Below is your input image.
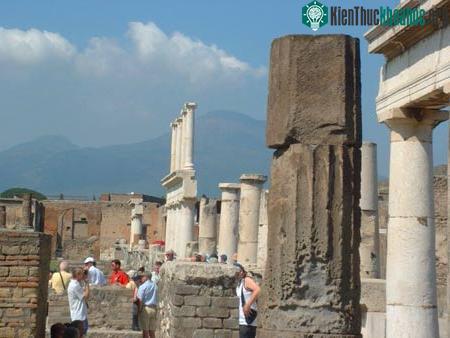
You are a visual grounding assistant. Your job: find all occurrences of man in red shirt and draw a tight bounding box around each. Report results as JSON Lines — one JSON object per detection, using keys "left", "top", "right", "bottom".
{"left": 109, "top": 259, "right": 129, "bottom": 286}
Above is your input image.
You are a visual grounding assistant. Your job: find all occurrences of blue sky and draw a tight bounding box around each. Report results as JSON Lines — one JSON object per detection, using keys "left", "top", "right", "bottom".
{"left": 0, "top": 0, "right": 447, "bottom": 178}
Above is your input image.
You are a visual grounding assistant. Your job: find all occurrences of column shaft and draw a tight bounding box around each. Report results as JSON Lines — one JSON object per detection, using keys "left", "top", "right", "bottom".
{"left": 0, "top": 206, "right": 5, "bottom": 228}
{"left": 218, "top": 184, "right": 240, "bottom": 261}
{"left": 386, "top": 118, "right": 440, "bottom": 338}
{"left": 237, "top": 174, "right": 266, "bottom": 266}
{"left": 22, "top": 193, "right": 32, "bottom": 228}
{"left": 170, "top": 123, "right": 177, "bottom": 173}
{"left": 175, "top": 119, "right": 183, "bottom": 170}
{"left": 360, "top": 142, "right": 380, "bottom": 278}
{"left": 183, "top": 103, "right": 196, "bottom": 170}
{"left": 177, "top": 200, "right": 195, "bottom": 258}
{"left": 198, "top": 197, "right": 217, "bottom": 255}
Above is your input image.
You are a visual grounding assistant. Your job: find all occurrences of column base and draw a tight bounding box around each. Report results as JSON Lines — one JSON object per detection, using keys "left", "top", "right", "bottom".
{"left": 257, "top": 329, "right": 361, "bottom": 338}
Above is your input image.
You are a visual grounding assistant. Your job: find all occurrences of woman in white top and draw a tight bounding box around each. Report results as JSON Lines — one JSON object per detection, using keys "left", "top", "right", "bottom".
{"left": 235, "top": 263, "right": 260, "bottom": 338}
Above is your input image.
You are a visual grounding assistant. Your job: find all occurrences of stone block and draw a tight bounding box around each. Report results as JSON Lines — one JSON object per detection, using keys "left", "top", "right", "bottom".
{"left": 185, "top": 295, "right": 211, "bottom": 307}
{"left": 0, "top": 267, "right": 8, "bottom": 277}
{"left": 179, "top": 317, "right": 202, "bottom": 329}
{"left": 223, "top": 318, "right": 239, "bottom": 329}
{"left": 214, "top": 329, "right": 233, "bottom": 338}
{"left": 1, "top": 246, "right": 20, "bottom": 255}
{"left": 175, "top": 285, "right": 200, "bottom": 296}
{"left": 173, "top": 306, "right": 196, "bottom": 317}
{"left": 266, "top": 35, "right": 361, "bottom": 148}
{"left": 360, "top": 278, "right": 385, "bottom": 313}
{"left": 172, "top": 295, "right": 184, "bottom": 306}
{"left": 211, "top": 297, "right": 239, "bottom": 308}
{"left": 193, "top": 329, "right": 215, "bottom": 338}
{"left": 202, "top": 317, "right": 223, "bottom": 329}
{"left": 197, "top": 307, "right": 229, "bottom": 318}
{"left": 0, "top": 288, "right": 11, "bottom": 298}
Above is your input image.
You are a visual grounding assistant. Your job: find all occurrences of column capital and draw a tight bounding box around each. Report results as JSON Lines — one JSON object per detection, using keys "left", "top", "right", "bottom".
{"left": 218, "top": 183, "right": 241, "bottom": 191}
{"left": 184, "top": 102, "right": 197, "bottom": 112}
{"left": 240, "top": 174, "right": 267, "bottom": 184}
{"left": 378, "top": 108, "right": 448, "bottom": 126}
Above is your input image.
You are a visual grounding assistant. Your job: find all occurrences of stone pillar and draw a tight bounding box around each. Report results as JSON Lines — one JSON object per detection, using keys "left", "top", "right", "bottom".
{"left": 183, "top": 102, "right": 196, "bottom": 170}
{"left": 257, "top": 190, "right": 269, "bottom": 271}
{"left": 382, "top": 108, "right": 447, "bottom": 338}
{"left": 175, "top": 118, "right": 183, "bottom": 170}
{"left": 165, "top": 206, "right": 174, "bottom": 251}
{"left": 198, "top": 197, "right": 217, "bottom": 255}
{"left": 177, "top": 199, "right": 196, "bottom": 258}
{"left": 0, "top": 206, "right": 5, "bottom": 228}
{"left": 360, "top": 142, "right": 380, "bottom": 278}
{"left": 217, "top": 183, "right": 240, "bottom": 261}
{"left": 21, "top": 193, "right": 32, "bottom": 228}
{"left": 237, "top": 174, "right": 267, "bottom": 266}
{"left": 259, "top": 35, "right": 361, "bottom": 337}
{"left": 130, "top": 203, "right": 144, "bottom": 248}
{"left": 170, "top": 122, "right": 177, "bottom": 173}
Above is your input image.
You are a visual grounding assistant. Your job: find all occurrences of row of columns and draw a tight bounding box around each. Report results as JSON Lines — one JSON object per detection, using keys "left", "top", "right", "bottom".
{"left": 197, "top": 174, "right": 267, "bottom": 268}
{"left": 170, "top": 103, "right": 196, "bottom": 172}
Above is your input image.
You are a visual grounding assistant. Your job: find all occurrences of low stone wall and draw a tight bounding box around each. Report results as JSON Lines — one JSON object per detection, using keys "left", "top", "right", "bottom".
{"left": 47, "top": 286, "right": 134, "bottom": 330}
{"left": 0, "top": 230, "right": 51, "bottom": 338}
{"left": 158, "top": 261, "right": 239, "bottom": 338}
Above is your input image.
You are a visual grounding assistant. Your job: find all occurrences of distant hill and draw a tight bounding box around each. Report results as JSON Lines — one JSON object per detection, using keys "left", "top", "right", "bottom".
{"left": 0, "top": 111, "right": 272, "bottom": 197}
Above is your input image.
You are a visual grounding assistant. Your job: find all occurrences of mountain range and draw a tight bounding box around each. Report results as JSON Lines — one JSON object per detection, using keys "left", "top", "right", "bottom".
{"left": 0, "top": 111, "right": 272, "bottom": 198}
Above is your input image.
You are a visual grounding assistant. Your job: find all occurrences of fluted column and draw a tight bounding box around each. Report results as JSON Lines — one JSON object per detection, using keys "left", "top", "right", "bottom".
{"left": 360, "top": 142, "right": 380, "bottom": 278}
{"left": 237, "top": 174, "right": 267, "bottom": 266}
{"left": 383, "top": 108, "right": 447, "bottom": 338}
{"left": 170, "top": 122, "right": 177, "bottom": 173}
{"left": 183, "top": 102, "right": 196, "bottom": 170}
{"left": 175, "top": 117, "right": 183, "bottom": 170}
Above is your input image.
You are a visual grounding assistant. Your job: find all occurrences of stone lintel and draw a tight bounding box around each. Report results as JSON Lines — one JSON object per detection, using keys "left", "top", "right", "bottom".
{"left": 161, "top": 169, "right": 196, "bottom": 188}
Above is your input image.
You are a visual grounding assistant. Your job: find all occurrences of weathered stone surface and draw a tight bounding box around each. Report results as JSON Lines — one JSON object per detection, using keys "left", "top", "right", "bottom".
{"left": 198, "top": 198, "right": 218, "bottom": 256}
{"left": 258, "top": 143, "right": 361, "bottom": 336}
{"left": 0, "top": 230, "right": 51, "bottom": 338}
{"left": 266, "top": 35, "right": 361, "bottom": 148}
{"left": 360, "top": 278, "right": 385, "bottom": 313}
{"left": 158, "top": 262, "right": 240, "bottom": 338}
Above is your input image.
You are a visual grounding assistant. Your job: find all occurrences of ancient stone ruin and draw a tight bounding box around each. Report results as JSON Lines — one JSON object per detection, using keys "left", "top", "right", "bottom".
{"left": 259, "top": 34, "right": 362, "bottom": 337}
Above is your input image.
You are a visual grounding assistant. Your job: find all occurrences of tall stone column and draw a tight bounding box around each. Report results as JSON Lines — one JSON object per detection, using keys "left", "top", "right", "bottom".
{"left": 164, "top": 206, "right": 173, "bottom": 250}
{"left": 259, "top": 35, "right": 361, "bottom": 337}
{"left": 175, "top": 118, "right": 183, "bottom": 170}
{"left": 170, "top": 122, "right": 177, "bottom": 173}
{"left": 130, "top": 203, "right": 144, "bottom": 248}
{"left": 0, "top": 206, "right": 6, "bottom": 228}
{"left": 183, "top": 102, "right": 196, "bottom": 170}
{"left": 383, "top": 108, "right": 447, "bottom": 338}
{"left": 360, "top": 142, "right": 380, "bottom": 278}
{"left": 257, "top": 190, "right": 269, "bottom": 271}
{"left": 177, "top": 199, "right": 196, "bottom": 258}
{"left": 237, "top": 174, "right": 267, "bottom": 266}
{"left": 198, "top": 197, "right": 217, "bottom": 255}
{"left": 217, "top": 183, "right": 240, "bottom": 261}
{"left": 22, "top": 193, "right": 33, "bottom": 228}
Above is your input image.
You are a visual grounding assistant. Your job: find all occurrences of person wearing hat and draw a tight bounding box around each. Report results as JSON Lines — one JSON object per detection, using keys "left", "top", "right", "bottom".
{"left": 235, "top": 263, "right": 260, "bottom": 338}
{"left": 136, "top": 271, "right": 158, "bottom": 338}
{"left": 83, "top": 257, "right": 106, "bottom": 286}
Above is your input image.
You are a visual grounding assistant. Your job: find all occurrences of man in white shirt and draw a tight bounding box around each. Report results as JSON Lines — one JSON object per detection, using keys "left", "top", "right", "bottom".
{"left": 83, "top": 257, "right": 106, "bottom": 286}
{"left": 68, "top": 268, "right": 90, "bottom": 335}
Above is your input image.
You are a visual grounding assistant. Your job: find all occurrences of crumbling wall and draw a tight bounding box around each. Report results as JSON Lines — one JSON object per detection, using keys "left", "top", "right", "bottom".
{"left": 158, "top": 261, "right": 239, "bottom": 338}
{"left": 0, "top": 230, "right": 51, "bottom": 338}
{"left": 47, "top": 286, "right": 134, "bottom": 330}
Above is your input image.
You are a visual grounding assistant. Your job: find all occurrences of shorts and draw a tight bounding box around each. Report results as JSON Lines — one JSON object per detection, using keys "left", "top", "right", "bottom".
{"left": 239, "top": 325, "right": 256, "bottom": 338}
{"left": 138, "top": 306, "right": 157, "bottom": 331}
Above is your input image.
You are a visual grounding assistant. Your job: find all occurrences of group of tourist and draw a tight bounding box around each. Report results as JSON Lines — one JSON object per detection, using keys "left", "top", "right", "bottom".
{"left": 49, "top": 252, "right": 259, "bottom": 338}
{"left": 49, "top": 257, "right": 160, "bottom": 338}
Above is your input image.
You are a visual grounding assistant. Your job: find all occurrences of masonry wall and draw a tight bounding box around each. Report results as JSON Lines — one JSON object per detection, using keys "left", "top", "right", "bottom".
{"left": 47, "top": 287, "right": 134, "bottom": 330}
{"left": 0, "top": 230, "right": 51, "bottom": 338}
{"left": 158, "top": 261, "right": 239, "bottom": 338}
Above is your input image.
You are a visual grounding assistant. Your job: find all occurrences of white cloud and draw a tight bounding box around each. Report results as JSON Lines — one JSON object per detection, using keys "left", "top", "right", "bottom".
{"left": 0, "top": 27, "right": 75, "bottom": 64}
{"left": 0, "top": 22, "right": 267, "bottom": 148}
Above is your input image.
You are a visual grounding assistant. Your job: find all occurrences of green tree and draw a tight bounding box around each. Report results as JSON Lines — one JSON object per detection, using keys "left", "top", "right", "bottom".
{"left": 0, "top": 187, "right": 47, "bottom": 201}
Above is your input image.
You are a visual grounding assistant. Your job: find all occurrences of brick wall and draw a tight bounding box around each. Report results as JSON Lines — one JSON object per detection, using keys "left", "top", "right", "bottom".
{"left": 47, "top": 286, "right": 134, "bottom": 330}
{"left": 0, "top": 230, "right": 51, "bottom": 338}
{"left": 158, "top": 261, "right": 239, "bottom": 338}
